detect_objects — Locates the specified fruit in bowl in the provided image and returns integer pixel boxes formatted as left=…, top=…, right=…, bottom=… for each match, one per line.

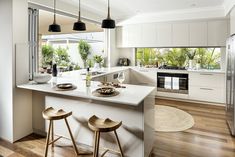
left=34, top=73, right=52, bottom=84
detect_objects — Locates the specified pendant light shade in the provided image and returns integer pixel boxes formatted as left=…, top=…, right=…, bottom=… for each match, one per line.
left=102, top=0, right=115, bottom=29
left=48, top=0, right=61, bottom=32
left=73, top=0, right=86, bottom=31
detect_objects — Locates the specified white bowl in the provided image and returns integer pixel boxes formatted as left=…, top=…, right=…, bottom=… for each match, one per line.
left=34, top=73, right=52, bottom=84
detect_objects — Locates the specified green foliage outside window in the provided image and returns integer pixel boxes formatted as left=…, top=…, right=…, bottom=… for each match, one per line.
left=54, top=47, right=71, bottom=67
left=41, top=45, right=54, bottom=67
left=136, top=48, right=221, bottom=69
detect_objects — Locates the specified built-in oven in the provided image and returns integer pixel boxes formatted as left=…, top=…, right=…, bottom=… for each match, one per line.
left=157, top=72, right=188, bottom=94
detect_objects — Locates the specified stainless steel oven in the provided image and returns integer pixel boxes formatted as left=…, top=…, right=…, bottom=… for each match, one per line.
left=157, top=72, right=188, bottom=94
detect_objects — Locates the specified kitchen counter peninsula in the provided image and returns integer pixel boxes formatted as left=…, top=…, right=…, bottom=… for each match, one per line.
left=18, top=73, right=155, bottom=157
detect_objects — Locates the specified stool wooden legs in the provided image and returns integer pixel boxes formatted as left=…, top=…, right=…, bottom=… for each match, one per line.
left=51, top=121, right=54, bottom=148
left=114, top=130, right=124, bottom=157
left=64, top=118, right=79, bottom=156
left=45, top=120, right=52, bottom=157
left=93, top=131, right=100, bottom=157
left=92, top=131, right=124, bottom=157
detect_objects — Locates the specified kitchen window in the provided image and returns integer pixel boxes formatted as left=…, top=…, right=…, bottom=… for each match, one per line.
left=135, top=48, right=223, bottom=70
left=29, top=8, right=105, bottom=77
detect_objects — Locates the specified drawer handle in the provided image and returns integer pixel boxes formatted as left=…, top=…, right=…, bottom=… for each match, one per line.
left=200, top=73, right=213, bottom=76
left=200, top=88, right=213, bottom=91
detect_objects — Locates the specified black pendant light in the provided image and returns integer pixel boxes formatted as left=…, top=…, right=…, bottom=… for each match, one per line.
left=102, top=0, right=115, bottom=29
left=73, top=0, right=86, bottom=31
left=48, top=0, right=61, bottom=32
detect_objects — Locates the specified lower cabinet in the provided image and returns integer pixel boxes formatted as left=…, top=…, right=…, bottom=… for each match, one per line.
left=188, top=72, right=225, bottom=104
left=189, top=86, right=225, bottom=103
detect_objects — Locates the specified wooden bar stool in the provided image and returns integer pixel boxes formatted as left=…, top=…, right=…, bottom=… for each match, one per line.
left=88, top=115, right=124, bottom=157
left=42, top=107, right=89, bottom=157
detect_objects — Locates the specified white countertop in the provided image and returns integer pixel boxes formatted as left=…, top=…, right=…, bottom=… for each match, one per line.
left=17, top=67, right=155, bottom=106
left=131, top=66, right=225, bottom=74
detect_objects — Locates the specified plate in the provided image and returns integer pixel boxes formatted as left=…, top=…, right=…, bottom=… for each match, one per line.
left=96, top=87, right=115, bottom=95
left=56, top=83, right=73, bottom=89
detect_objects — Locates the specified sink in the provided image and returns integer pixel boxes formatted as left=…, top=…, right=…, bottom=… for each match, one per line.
left=80, top=71, right=106, bottom=76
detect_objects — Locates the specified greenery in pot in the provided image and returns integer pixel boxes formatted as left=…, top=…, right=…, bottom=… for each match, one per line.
left=93, top=55, right=103, bottom=64
left=185, top=48, right=196, bottom=60
left=41, top=45, right=54, bottom=68
left=78, top=40, right=91, bottom=68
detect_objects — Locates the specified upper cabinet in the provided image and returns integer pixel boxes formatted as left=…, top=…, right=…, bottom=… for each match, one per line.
left=208, top=20, right=228, bottom=46
left=172, top=23, right=189, bottom=46
left=142, top=23, right=157, bottom=47
left=189, top=22, right=207, bottom=46
left=116, top=19, right=228, bottom=48
left=156, top=23, right=172, bottom=47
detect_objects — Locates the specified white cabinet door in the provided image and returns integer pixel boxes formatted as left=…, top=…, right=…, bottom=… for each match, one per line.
left=208, top=20, right=228, bottom=46
left=142, top=23, right=157, bottom=47
left=156, top=23, right=172, bottom=47
left=116, top=26, right=129, bottom=47
left=189, top=72, right=225, bottom=88
left=189, top=22, right=207, bottom=46
left=128, top=25, right=142, bottom=47
left=189, top=72, right=225, bottom=103
left=116, top=27, right=123, bottom=48
left=189, top=86, right=225, bottom=103
left=130, top=69, right=156, bottom=86
left=172, top=23, right=189, bottom=46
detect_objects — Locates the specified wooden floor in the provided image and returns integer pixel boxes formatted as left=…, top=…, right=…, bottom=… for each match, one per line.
left=0, top=98, right=235, bottom=157
left=152, top=99, right=235, bottom=157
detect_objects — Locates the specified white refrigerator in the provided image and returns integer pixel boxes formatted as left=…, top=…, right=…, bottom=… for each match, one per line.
left=226, top=35, right=235, bottom=136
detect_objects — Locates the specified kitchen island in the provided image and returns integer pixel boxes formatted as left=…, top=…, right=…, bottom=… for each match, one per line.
left=18, top=70, right=155, bottom=157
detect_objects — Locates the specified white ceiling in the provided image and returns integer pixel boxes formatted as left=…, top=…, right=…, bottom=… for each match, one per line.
left=60, top=0, right=225, bottom=20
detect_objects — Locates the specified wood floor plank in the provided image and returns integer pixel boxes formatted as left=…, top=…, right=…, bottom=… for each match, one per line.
left=0, top=98, right=235, bottom=157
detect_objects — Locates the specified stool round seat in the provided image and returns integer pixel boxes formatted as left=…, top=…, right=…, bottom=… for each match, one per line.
left=42, top=107, right=72, bottom=120
left=88, top=115, right=122, bottom=132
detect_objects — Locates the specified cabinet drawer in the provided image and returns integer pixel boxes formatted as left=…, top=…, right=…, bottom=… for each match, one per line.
left=189, top=72, right=225, bottom=88
left=189, top=86, right=225, bottom=103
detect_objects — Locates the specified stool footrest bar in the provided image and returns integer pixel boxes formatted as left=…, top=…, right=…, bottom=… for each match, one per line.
left=49, top=136, right=63, bottom=145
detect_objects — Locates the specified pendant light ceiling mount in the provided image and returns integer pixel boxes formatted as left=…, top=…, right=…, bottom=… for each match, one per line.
left=73, top=0, right=86, bottom=31
left=48, top=0, right=61, bottom=32
left=102, top=0, right=115, bottom=29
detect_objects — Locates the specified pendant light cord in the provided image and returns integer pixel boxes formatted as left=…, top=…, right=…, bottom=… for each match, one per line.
left=53, top=0, right=56, bottom=24
left=107, top=0, right=110, bottom=19
left=78, top=0, right=81, bottom=21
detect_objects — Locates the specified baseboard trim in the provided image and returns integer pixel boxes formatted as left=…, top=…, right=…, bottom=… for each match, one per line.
left=156, top=96, right=225, bottom=107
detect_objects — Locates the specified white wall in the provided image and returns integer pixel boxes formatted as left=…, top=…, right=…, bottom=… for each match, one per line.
left=0, top=0, right=14, bottom=142
left=230, top=7, right=235, bottom=35
left=0, top=0, right=32, bottom=142
left=13, top=0, right=33, bottom=142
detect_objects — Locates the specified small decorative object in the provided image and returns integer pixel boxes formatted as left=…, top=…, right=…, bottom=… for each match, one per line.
left=117, top=72, right=125, bottom=86
left=96, top=87, right=115, bottom=95
left=34, top=73, right=52, bottom=84
left=117, top=58, right=130, bottom=66
left=86, top=67, right=91, bottom=87
left=78, top=40, right=91, bottom=68
left=93, top=55, right=103, bottom=70
left=196, top=58, right=201, bottom=70
left=186, top=49, right=196, bottom=69
left=52, top=64, right=58, bottom=77
left=196, top=63, right=200, bottom=70
left=56, top=83, right=73, bottom=89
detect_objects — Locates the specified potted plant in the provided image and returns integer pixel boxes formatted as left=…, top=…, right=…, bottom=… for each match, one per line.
left=196, top=58, right=201, bottom=70
left=93, top=55, right=103, bottom=70
left=185, top=48, right=196, bottom=69
left=78, top=40, right=91, bottom=68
